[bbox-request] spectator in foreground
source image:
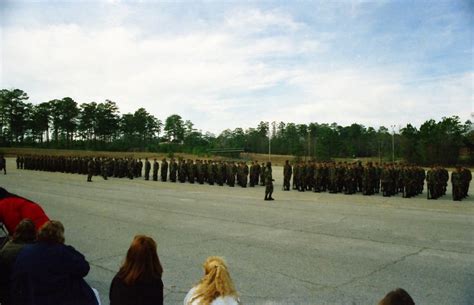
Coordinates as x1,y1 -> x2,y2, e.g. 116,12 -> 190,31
0,219 -> 36,305
378,288 -> 415,305
109,235 -> 164,305
11,220 -> 99,305
184,256 -> 240,305
0,187 -> 50,235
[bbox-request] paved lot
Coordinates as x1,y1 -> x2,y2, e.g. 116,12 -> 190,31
1,158 -> 473,305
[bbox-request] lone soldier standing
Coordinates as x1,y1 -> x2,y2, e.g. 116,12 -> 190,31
264,162 -> 274,201
0,155 -> 6,175
144,157 -> 151,181
152,158 -> 159,181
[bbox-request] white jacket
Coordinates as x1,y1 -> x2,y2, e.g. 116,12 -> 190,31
183,287 -> 240,305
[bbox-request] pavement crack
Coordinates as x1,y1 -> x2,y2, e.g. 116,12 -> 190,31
89,262 -> 117,274
89,253 -> 124,264
261,268 -> 331,290
337,247 -> 427,288
172,237 -> 223,247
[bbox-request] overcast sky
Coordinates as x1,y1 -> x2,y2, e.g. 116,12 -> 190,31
1,0 -> 472,134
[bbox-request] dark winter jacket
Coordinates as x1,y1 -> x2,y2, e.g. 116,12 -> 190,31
11,242 -> 98,305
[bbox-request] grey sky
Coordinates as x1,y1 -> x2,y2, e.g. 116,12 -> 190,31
1,0 -> 472,134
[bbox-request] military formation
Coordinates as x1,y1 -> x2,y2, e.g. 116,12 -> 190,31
15,155 -> 272,190
284,160 -> 471,201
13,155 -> 472,201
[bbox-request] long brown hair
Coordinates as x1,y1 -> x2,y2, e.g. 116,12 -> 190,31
188,256 -> 238,305
118,235 -> 163,285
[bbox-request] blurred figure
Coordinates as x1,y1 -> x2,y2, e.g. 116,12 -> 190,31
0,219 -> 36,305
110,235 -> 164,305
184,256 -> 240,305
0,187 -> 50,235
11,220 -> 99,305
0,155 -> 6,175
283,160 -> 292,191
378,288 -> 415,305
264,162 -> 274,201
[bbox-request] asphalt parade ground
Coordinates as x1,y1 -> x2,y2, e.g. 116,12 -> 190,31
1,158 -> 473,305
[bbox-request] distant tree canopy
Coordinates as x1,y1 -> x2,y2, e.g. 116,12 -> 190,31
0,88 -> 472,165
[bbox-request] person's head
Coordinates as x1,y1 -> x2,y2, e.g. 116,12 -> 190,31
13,218 -> 36,243
378,288 -> 415,305
0,187 -> 9,199
189,256 -> 237,305
118,235 -> 163,285
37,220 -> 65,244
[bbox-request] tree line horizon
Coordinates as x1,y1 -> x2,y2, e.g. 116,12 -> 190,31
1,88 -> 472,165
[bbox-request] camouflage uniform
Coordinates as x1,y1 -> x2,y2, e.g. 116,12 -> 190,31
144,158 -> 151,180
283,160 -> 292,191
264,162 -> 274,201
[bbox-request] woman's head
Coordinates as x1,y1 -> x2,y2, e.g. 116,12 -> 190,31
189,256 -> 237,305
118,235 -> 163,285
13,218 -> 36,243
37,220 -> 65,244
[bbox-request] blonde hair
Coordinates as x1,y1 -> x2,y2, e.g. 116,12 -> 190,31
37,220 -> 65,244
189,256 -> 238,305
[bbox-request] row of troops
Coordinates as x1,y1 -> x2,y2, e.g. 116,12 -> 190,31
14,155 -> 471,201
282,161 -> 471,201
16,155 -> 271,188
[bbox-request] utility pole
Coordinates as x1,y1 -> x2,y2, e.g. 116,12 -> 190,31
268,127 -> 271,162
268,121 -> 272,162
378,141 -> 381,163
391,124 -> 396,162
307,130 -> 311,160
268,121 -> 276,162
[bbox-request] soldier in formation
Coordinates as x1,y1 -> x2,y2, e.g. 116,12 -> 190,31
101,157 -> 109,180
87,158 -> 94,182
283,160 -> 292,191
144,158 -> 151,181
264,162 -> 274,201
451,166 -> 472,201
170,159 -> 178,182
152,158 -> 159,181
161,158 -> 168,182
16,155 -> 25,169
426,166 -> 449,199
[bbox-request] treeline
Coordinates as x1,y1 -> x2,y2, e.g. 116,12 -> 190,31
1,88 -> 472,165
